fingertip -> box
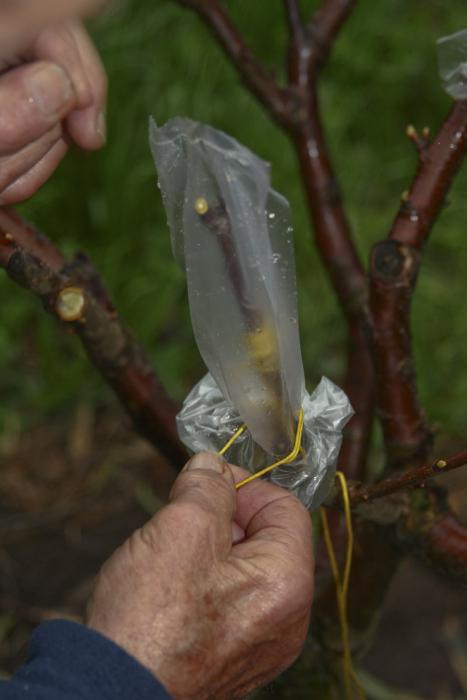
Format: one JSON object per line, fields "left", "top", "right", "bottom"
{"left": 66, "top": 106, "right": 106, "bottom": 150}
{"left": 182, "top": 451, "right": 234, "bottom": 481}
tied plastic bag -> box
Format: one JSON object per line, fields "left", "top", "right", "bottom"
{"left": 437, "top": 29, "right": 467, "bottom": 100}
{"left": 149, "top": 117, "right": 353, "bottom": 510}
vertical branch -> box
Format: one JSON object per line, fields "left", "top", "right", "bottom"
{"left": 285, "top": 0, "right": 372, "bottom": 481}
{"left": 283, "top": 0, "right": 304, "bottom": 45}
{"left": 369, "top": 100, "right": 467, "bottom": 469}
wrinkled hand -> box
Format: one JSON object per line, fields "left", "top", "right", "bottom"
{"left": 0, "top": 20, "right": 107, "bottom": 205}
{"left": 87, "top": 453, "right": 314, "bottom": 700}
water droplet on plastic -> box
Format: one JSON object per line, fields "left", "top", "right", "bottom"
{"left": 268, "top": 212, "right": 276, "bottom": 220}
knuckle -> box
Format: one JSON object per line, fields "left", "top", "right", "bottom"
{"left": 173, "top": 499, "right": 215, "bottom": 531}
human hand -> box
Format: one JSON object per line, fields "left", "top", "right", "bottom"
{"left": 0, "top": 19, "right": 107, "bottom": 205}
{"left": 87, "top": 452, "right": 314, "bottom": 700}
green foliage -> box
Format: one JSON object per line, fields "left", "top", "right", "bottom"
{"left": 1, "top": 0, "right": 466, "bottom": 440}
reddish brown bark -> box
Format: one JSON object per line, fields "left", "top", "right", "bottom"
{"left": 368, "top": 100, "right": 467, "bottom": 568}
{"left": 370, "top": 101, "right": 467, "bottom": 469}
{"left": 390, "top": 101, "right": 467, "bottom": 248}
{"left": 348, "top": 451, "right": 467, "bottom": 506}
{"left": 0, "top": 216, "right": 187, "bottom": 468}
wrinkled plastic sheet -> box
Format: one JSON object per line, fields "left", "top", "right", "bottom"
{"left": 178, "top": 373, "right": 353, "bottom": 511}
{"left": 150, "top": 117, "right": 353, "bottom": 510}
{"left": 437, "top": 29, "right": 467, "bottom": 100}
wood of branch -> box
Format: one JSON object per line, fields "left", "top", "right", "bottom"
{"left": 348, "top": 451, "right": 467, "bottom": 506}
{"left": 286, "top": 2, "right": 372, "bottom": 482}
{"left": 368, "top": 100, "right": 467, "bottom": 569}
{"left": 390, "top": 101, "right": 467, "bottom": 248}
{"left": 306, "top": 0, "right": 357, "bottom": 73}
{"left": 0, "top": 212, "right": 187, "bottom": 468}
{"left": 370, "top": 101, "right": 467, "bottom": 469}
{"left": 369, "top": 240, "right": 432, "bottom": 468}
{"left": 175, "top": 0, "right": 291, "bottom": 128}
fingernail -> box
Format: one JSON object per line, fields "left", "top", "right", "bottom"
{"left": 28, "top": 63, "right": 73, "bottom": 117}
{"left": 183, "top": 452, "right": 227, "bottom": 475}
{"left": 96, "top": 111, "right": 106, "bottom": 144}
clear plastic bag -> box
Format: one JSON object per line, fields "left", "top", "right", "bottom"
{"left": 437, "top": 29, "right": 467, "bottom": 100}
{"left": 149, "top": 117, "right": 353, "bottom": 510}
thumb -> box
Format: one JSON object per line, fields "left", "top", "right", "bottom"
{"left": 0, "top": 61, "right": 75, "bottom": 156}
{"left": 169, "top": 452, "right": 237, "bottom": 552}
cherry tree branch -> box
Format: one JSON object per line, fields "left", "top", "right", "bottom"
{"left": 391, "top": 101, "right": 467, "bottom": 248}
{"left": 348, "top": 450, "right": 467, "bottom": 505}
{"left": 175, "top": 0, "right": 291, "bottom": 127}
{"left": 0, "top": 209, "right": 187, "bottom": 468}
{"left": 369, "top": 100, "right": 467, "bottom": 469}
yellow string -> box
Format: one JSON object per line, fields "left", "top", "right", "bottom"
{"left": 320, "top": 472, "right": 366, "bottom": 700}
{"left": 218, "top": 415, "right": 365, "bottom": 697}
{"left": 218, "top": 423, "right": 247, "bottom": 456}
{"left": 218, "top": 408, "right": 304, "bottom": 490}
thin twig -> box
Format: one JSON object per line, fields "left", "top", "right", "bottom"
{"left": 349, "top": 451, "right": 467, "bottom": 505}
{"left": 174, "top": 0, "right": 291, "bottom": 127}
{"left": 0, "top": 211, "right": 187, "bottom": 468}
{"left": 283, "top": 0, "right": 304, "bottom": 45}
{"left": 391, "top": 101, "right": 467, "bottom": 248}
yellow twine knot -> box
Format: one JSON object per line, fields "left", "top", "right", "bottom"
{"left": 218, "top": 407, "right": 304, "bottom": 489}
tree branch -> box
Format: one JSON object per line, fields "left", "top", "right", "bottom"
{"left": 306, "top": 0, "right": 357, "bottom": 74}
{"left": 285, "top": 0, "right": 371, "bottom": 481}
{"left": 0, "top": 209, "right": 187, "bottom": 468}
{"left": 369, "top": 101, "right": 467, "bottom": 469}
{"left": 283, "top": 0, "right": 304, "bottom": 42}
{"left": 391, "top": 101, "right": 467, "bottom": 248}
{"left": 174, "top": 0, "right": 291, "bottom": 128}
{"left": 348, "top": 450, "right": 467, "bottom": 505}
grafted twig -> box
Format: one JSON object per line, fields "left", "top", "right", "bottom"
{"left": 0, "top": 210, "right": 187, "bottom": 468}
{"left": 175, "top": 0, "right": 372, "bottom": 481}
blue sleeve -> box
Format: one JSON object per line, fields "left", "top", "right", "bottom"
{"left": 0, "top": 619, "right": 172, "bottom": 700}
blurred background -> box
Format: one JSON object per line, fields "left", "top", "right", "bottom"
{"left": 1, "top": 1, "right": 467, "bottom": 698}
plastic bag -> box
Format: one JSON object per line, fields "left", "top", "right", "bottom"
{"left": 149, "top": 117, "right": 353, "bottom": 510}
{"left": 437, "top": 29, "right": 467, "bottom": 100}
